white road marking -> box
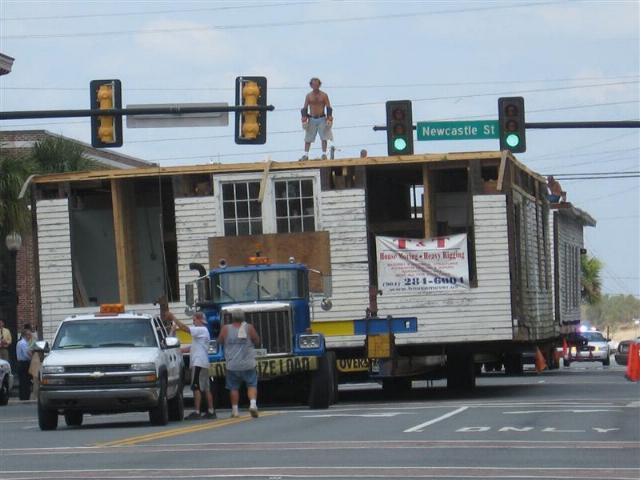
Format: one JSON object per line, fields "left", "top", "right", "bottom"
{"left": 302, "top": 412, "right": 409, "bottom": 418}
{"left": 503, "top": 409, "right": 621, "bottom": 414}
{"left": 404, "top": 406, "right": 468, "bottom": 433}
{"left": 625, "top": 400, "right": 640, "bottom": 408}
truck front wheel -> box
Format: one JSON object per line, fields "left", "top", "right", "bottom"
{"left": 308, "top": 352, "right": 335, "bottom": 409}
{"left": 149, "top": 377, "right": 169, "bottom": 426}
{"left": 64, "top": 411, "right": 83, "bottom": 427}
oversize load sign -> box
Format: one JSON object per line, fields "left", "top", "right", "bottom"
{"left": 209, "top": 356, "right": 318, "bottom": 378}
{"left": 376, "top": 234, "right": 469, "bottom": 293}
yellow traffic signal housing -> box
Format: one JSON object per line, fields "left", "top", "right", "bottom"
{"left": 90, "top": 79, "right": 123, "bottom": 148}
{"left": 235, "top": 76, "right": 267, "bottom": 144}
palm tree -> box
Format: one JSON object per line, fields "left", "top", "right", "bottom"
{"left": 30, "top": 136, "right": 102, "bottom": 174}
{"left": 0, "top": 156, "right": 31, "bottom": 240}
{"left": 581, "top": 254, "right": 602, "bottom": 306}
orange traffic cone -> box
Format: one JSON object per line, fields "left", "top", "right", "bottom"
{"left": 535, "top": 348, "right": 548, "bottom": 373}
{"left": 625, "top": 343, "right": 640, "bottom": 382}
{"left": 562, "top": 338, "right": 568, "bottom": 357}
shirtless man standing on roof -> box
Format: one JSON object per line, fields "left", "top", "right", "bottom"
{"left": 300, "top": 77, "right": 333, "bottom": 161}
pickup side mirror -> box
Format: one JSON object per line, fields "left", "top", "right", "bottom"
{"left": 33, "top": 340, "right": 50, "bottom": 354}
{"left": 164, "top": 337, "right": 180, "bottom": 349}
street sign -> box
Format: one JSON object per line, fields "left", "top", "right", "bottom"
{"left": 417, "top": 120, "right": 499, "bottom": 141}
{"left": 126, "top": 103, "right": 229, "bottom": 128}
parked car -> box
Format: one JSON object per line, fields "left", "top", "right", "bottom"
{"left": 0, "top": 358, "right": 13, "bottom": 405}
{"left": 565, "top": 330, "right": 611, "bottom": 366}
{"left": 614, "top": 337, "right": 640, "bottom": 366}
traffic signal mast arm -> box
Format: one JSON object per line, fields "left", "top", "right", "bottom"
{"left": 0, "top": 104, "right": 275, "bottom": 120}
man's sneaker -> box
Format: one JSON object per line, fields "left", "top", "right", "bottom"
{"left": 230, "top": 412, "right": 240, "bottom": 418}
{"left": 204, "top": 411, "right": 217, "bottom": 420}
{"left": 249, "top": 406, "right": 259, "bottom": 418}
{"left": 186, "top": 411, "right": 201, "bottom": 420}
{"left": 321, "top": 154, "right": 327, "bottom": 160}
{"left": 299, "top": 155, "right": 309, "bottom": 161}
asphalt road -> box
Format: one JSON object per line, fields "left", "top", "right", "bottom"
{"left": 1, "top": 361, "right": 638, "bottom": 480}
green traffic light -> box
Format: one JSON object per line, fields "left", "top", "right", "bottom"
{"left": 393, "top": 137, "right": 407, "bottom": 151}
{"left": 506, "top": 133, "right": 520, "bottom": 148}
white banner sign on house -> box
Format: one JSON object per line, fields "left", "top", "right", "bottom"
{"left": 376, "top": 234, "right": 469, "bottom": 294}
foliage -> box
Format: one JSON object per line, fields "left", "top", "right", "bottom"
{"left": 585, "top": 294, "right": 640, "bottom": 331}
{"left": 0, "top": 156, "right": 32, "bottom": 238}
{"left": 580, "top": 254, "right": 602, "bottom": 305}
{"left": 29, "top": 136, "right": 103, "bottom": 174}
{"left": 0, "top": 136, "right": 105, "bottom": 241}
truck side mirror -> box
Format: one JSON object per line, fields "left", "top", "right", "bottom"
{"left": 164, "top": 337, "right": 180, "bottom": 349}
{"left": 185, "top": 284, "right": 194, "bottom": 308}
{"left": 323, "top": 275, "right": 332, "bottom": 298}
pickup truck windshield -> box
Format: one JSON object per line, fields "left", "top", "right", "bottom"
{"left": 213, "top": 269, "right": 304, "bottom": 303}
{"left": 52, "top": 318, "right": 157, "bottom": 350}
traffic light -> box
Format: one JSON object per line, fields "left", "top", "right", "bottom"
{"left": 235, "top": 76, "right": 267, "bottom": 144}
{"left": 385, "top": 100, "right": 414, "bottom": 156}
{"left": 90, "top": 79, "right": 123, "bottom": 148}
{"left": 498, "top": 96, "right": 526, "bottom": 153}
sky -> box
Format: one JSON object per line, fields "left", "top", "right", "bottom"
{"left": 0, "top": 0, "right": 638, "bottom": 299}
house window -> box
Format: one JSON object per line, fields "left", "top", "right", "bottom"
{"left": 222, "top": 181, "right": 262, "bottom": 236}
{"left": 274, "top": 179, "right": 315, "bottom": 233}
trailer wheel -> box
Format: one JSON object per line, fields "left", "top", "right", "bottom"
{"left": 382, "top": 377, "right": 412, "bottom": 397}
{"left": 309, "top": 352, "right": 335, "bottom": 409}
{"left": 446, "top": 353, "right": 475, "bottom": 391}
{"left": 504, "top": 353, "right": 524, "bottom": 375}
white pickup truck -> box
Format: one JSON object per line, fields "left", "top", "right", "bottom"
{"left": 37, "top": 305, "right": 184, "bottom": 430}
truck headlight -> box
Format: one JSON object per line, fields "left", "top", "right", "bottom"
{"left": 42, "top": 365, "right": 65, "bottom": 374}
{"left": 298, "top": 334, "right": 321, "bottom": 349}
{"left": 131, "top": 363, "right": 155, "bottom": 371}
{"left": 208, "top": 340, "right": 218, "bottom": 354}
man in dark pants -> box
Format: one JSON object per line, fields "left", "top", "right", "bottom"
{"left": 16, "top": 326, "right": 33, "bottom": 400}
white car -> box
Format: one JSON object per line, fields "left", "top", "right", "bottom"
{"left": 37, "top": 306, "right": 184, "bottom": 430}
{"left": 566, "top": 330, "right": 611, "bottom": 366}
{"left": 0, "top": 358, "right": 13, "bottom": 405}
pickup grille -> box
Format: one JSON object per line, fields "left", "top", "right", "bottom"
{"left": 64, "top": 365, "right": 131, "bottom": 373}
{"left": 245, "top": 309, "right": 293, "bottom": 355}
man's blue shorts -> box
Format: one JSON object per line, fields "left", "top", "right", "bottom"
{"left": 226, "top": 369, "right": 258, "bottom": 390}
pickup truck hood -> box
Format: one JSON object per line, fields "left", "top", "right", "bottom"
{"left": 44, "top": 348, "right": 158, "bottom": 367}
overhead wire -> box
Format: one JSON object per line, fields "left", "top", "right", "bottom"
{"left": 0, "top": 1, "right": 318, "bottom": 21}
{"left": 2, "top": 1, "right": 565, "bottom": 40}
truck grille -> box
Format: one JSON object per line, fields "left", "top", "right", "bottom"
{"left": 245, "top": 309, "right": 293, "bottom": 355}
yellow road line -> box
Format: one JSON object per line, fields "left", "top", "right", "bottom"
{"left": 95, "top": 413, "right": 276, "bottom": 447}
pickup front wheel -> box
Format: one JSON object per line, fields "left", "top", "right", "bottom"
{"left": 38, "top": 399, "right": 58, "bottom": 431}
{"left": 149, "top": 378, "right": 169, "bottom": 426}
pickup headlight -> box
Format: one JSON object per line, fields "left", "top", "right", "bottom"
{"left": 208, "top": 340, "right": 218, "bottom": 355}
{"left": 42, "top": 365, "right": 65, "bottom": 374}
{"left": 298, "top": 334, "right": 321, "bottom": 349}
{"left": 131, "top": 362, "right": 155, "bottom": 371}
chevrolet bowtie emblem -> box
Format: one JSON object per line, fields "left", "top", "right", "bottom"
{"left": 90, "top": 371, "right": 105, "bottom": 378}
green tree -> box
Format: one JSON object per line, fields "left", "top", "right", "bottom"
{"left": 586, "top": 294, "right": 640, "bottom": 331}
{"left": 0, "top": 156, "right": 31, "bottom": 239}
{"left": 581, "top": 254, "right": 602, "bottom": 305}
{"left": 29, "top": 136, "right": 102, "bottom": 174}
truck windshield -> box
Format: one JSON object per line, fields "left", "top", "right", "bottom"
{"left": 52, "top": 318, "right": 157, "bottom": 350}
{"left": 213, "top": 269, "right": 304, "bottom": 303}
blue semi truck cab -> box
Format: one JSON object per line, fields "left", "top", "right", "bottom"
{"left": 185, "top": 259, "right": 336, "bottom": 409}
